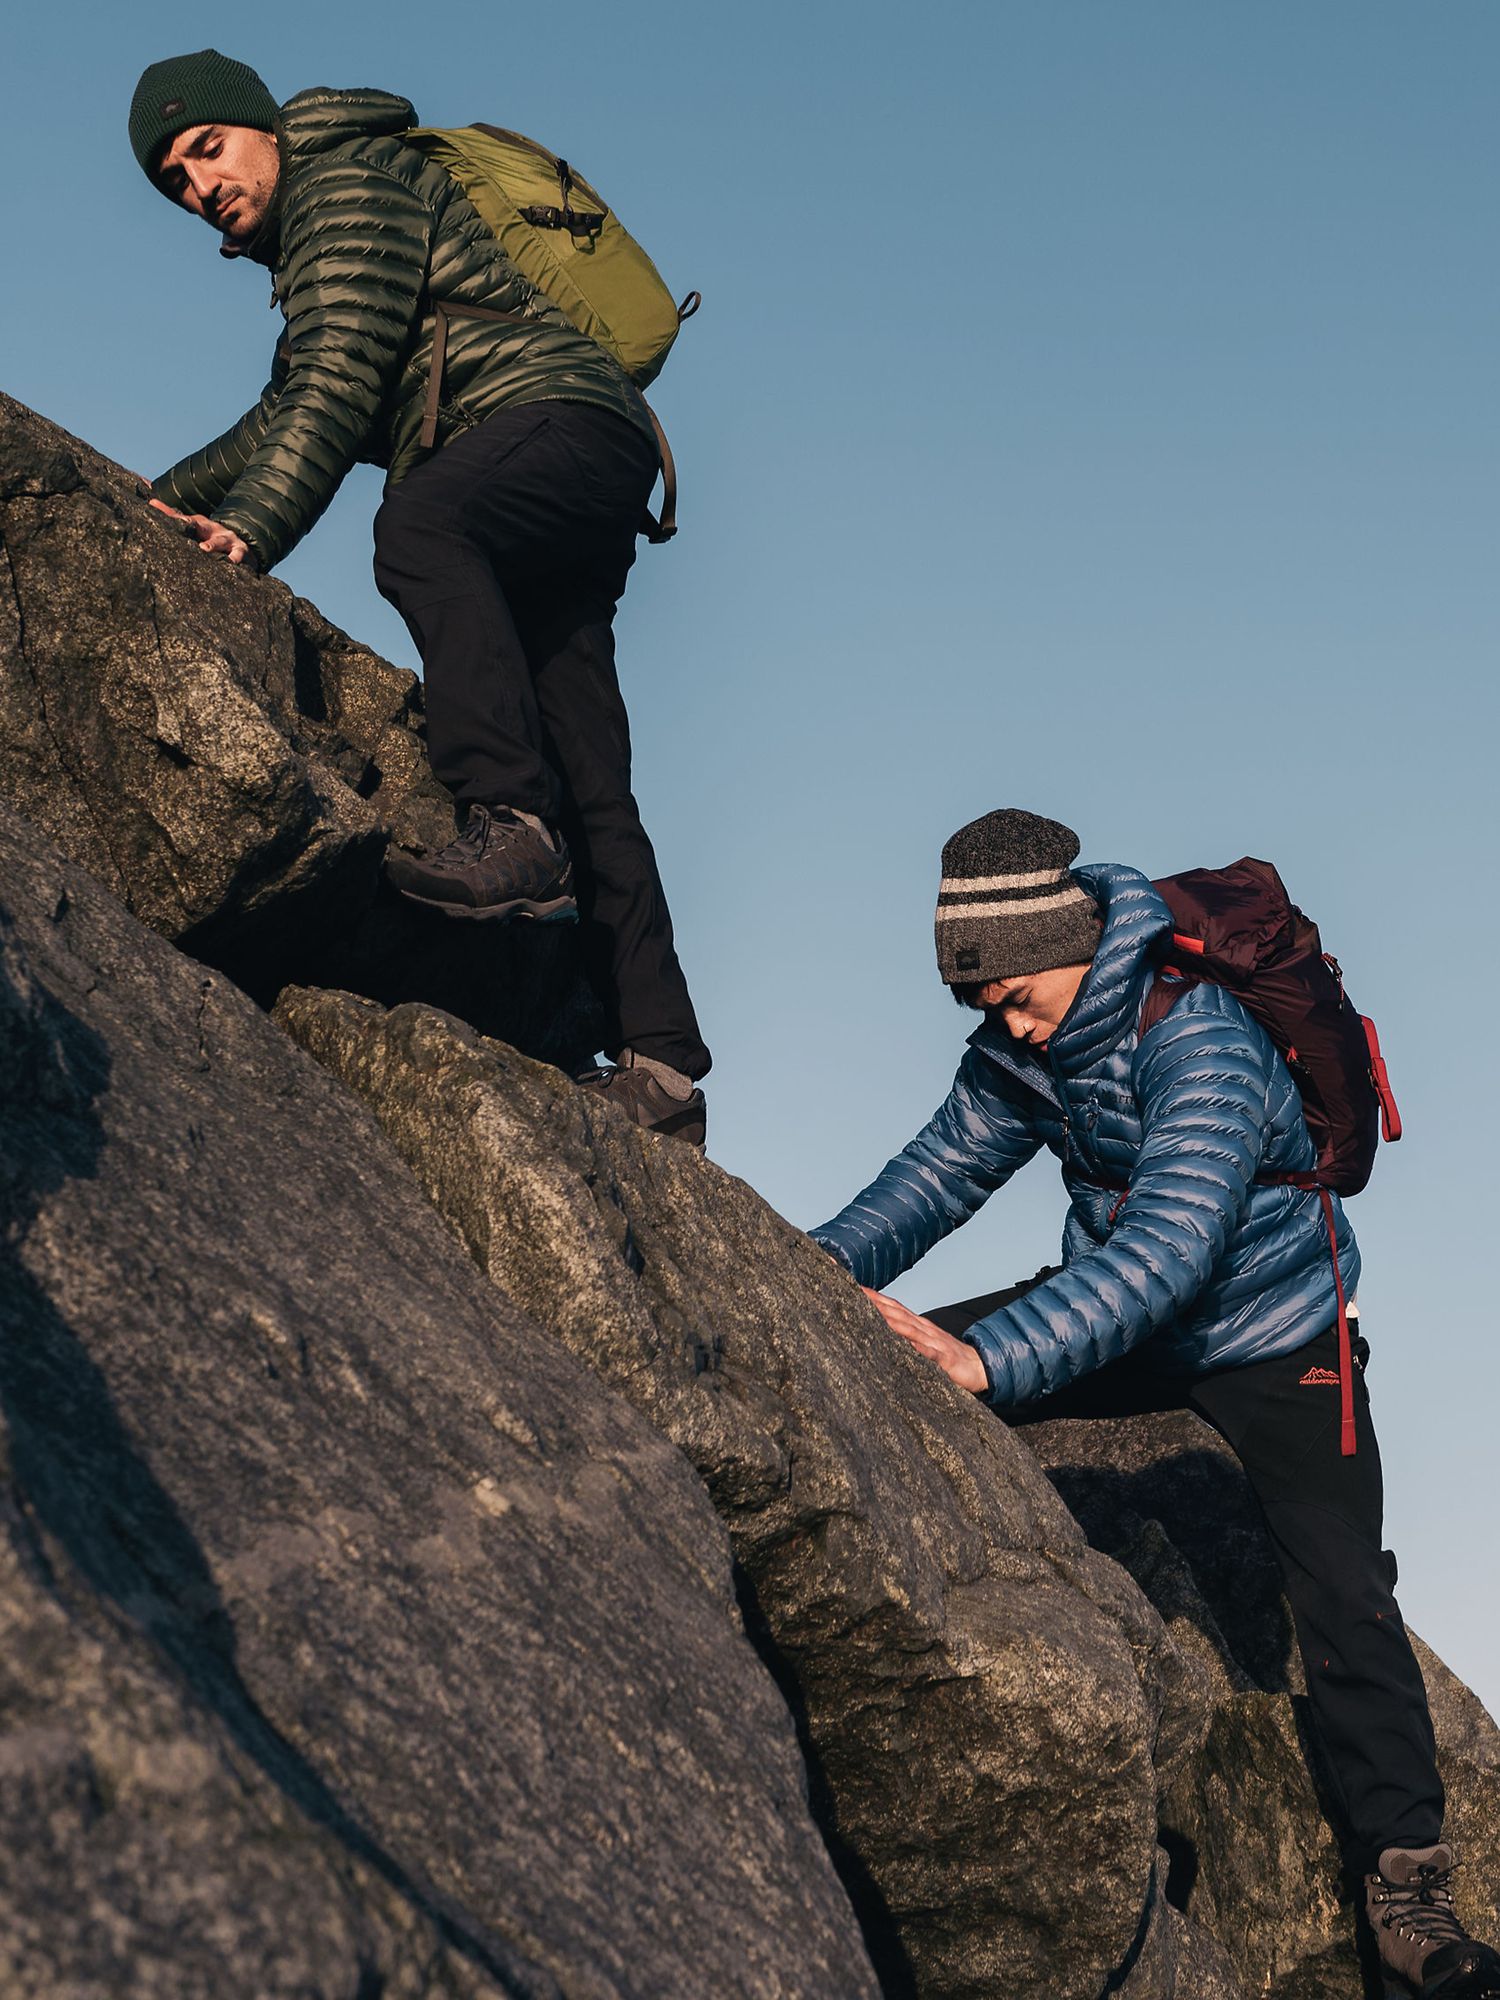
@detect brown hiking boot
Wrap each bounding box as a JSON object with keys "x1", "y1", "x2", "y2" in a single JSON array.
[
  {"x1": 385, "y1": 805, "x2": 576, "y2": 922},
  {"x1": 1366, "y1": 1845, "x2": 1500, "y2": 1996},
  {"x1": 574, "y1": 1052, "x2": 706, "y2": 1148}
]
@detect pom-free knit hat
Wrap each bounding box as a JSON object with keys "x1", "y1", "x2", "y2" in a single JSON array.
[
  {"x1": 935, "y1": 808, "x2": 1100, "y2": 986},
  {"x1": 129, "y1": 50, "x2": 278, "y2": 180}
]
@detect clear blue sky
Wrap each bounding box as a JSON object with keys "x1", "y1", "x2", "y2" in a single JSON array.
[{"x1": 7, "y1": 4, "x2": 1498, "y2": 1714}]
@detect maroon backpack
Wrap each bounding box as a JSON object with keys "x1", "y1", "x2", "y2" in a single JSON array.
[
  {"x1": 1138, "y1": 858, "x2": 1402, "y2": 1458},
  {"x1": 1141, "y1": 857, "x2": 1401, "y2": 1196}
]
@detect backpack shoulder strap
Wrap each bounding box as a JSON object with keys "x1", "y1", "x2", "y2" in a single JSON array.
[{"x1": 1138, "y1": 970, "x2": 1190, "y2": 1040}]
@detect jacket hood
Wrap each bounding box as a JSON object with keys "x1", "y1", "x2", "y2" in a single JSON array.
[
  {"x1": 220, "y1": 87, "x2": 417, "y2": 266},
  {"x1": 970, "y1": 863, "x2": 1172, "y2": 1084},
  {"x1": 1048, "y1": 863, "x2": 1172, "y2": 1069},
  {"x1": 278, "y1": 87, "x2": 417, "y2": 160}
]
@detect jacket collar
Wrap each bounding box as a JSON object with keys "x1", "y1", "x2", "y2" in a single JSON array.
[
  {"x1": 965, "y1": 1027, "x2": 1059, "y2": 1107},
  {"x1": 217, "y1": 88, "x2": 418, "y2": 270},
  {"x1": 968, "y1": 862, "x2": 1172, "y2": 1086}
]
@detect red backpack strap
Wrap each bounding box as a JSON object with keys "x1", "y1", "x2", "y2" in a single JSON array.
[
  {"x1": 1362, "y1": 1016, "x2": 1402, "y2": 1143},
  {"x1": 1316, "y1": 1185, "x2": 1358, "y2": 1458},
  {"x1": 1138, "y1": 955, "x2": 1197, "y2": 1039},
  {"x1": 1264, "y1": 1171, "x2": 1358, "y2": 1458}
]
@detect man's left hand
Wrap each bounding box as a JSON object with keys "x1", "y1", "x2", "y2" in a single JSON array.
[
  {"x1": 148, "y1": 498, "x2": 255, "y2": 568},
  {"x1": 861, "y1": 1287, "x2": 988, "y2": 1394}
]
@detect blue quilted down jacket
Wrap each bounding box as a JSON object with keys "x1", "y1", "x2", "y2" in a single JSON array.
[{"x1": 811, "y1": 863, "x2": 1359, "y2": 1410}]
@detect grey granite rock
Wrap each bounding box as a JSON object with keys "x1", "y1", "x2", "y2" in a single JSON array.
[
  {"x1": 1111, "y1": 1850, "x2": 1247, "y2": 1999},
  {"x1": 275, "y1": 987, "x2": 1218, "y2": 2000},
  {"x1": 0, "y1": 804, "x2": 875, "y2": 2000},
  {"x1": 0, "y1": 391, "x2": 597, "y2": 1063}
]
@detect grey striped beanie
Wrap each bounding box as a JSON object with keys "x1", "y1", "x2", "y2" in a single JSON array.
[{"x1": 935, "y1": 809, "x2": 1100, "y2": 986}]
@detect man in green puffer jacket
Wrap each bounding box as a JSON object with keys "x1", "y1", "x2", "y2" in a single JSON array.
[{"x1": 128, "y1": 49, "x2": 711, "y2": 1144}]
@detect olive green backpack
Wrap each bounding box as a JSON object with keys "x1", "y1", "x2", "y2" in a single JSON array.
[{"x1": 404, "y1": 123, "x2": 699, "y2": 541}]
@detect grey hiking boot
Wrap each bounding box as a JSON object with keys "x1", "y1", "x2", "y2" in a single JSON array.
[
  {"x1": 385, "y1": 805, "x2": 576, "y2": 922},
  {"x1": 1366, "y1": 1844, "x2": 1500, "y2": 1996},
  {"x1": 574, "y1": 1050, "x2": 706, "y2": 1148}
]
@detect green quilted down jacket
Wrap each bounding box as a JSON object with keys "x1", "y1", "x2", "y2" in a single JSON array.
[{"x1": 153, "y1": 88, "x2": 655, "y2": 570}]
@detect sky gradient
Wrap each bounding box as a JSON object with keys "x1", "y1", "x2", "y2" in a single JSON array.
[{"x1": 7, "y1": 3, "x2": 1498, "y2": 1712}]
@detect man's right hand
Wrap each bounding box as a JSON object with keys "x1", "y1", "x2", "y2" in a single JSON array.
[
  {"x1": 148, "y1": 498, "x2": 256, "y2": 568},
  {"x1": 860, "y1": 1287, "x2": 989, "y2": 1395}
]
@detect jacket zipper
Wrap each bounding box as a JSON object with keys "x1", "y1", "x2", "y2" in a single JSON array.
[{"x1": 1048, "y1": 1047, "x2": 1073, "y2": 1167}]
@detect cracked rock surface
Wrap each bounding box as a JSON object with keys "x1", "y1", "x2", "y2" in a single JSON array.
[
  {"x1": 0, "y1": 803, "x2": 876, "y2": 2000},
  {"x1": 0, "y1": 391, "x2": 596, "y2": 1064},
  {"x1": 276, "y1": 987, "x2": 1238, "y2": 2000}
]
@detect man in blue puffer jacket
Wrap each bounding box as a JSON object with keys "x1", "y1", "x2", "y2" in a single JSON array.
[{"x1": 812, "y1": 808, "x2": 1499, "y2": 2000}]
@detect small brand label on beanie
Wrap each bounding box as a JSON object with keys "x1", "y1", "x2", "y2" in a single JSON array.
[
  {"x1": 160, "y1": 98, "x2": 185, "y2": 117},
  {"x1": 957, "y1": 948, "x2": 981, "y2": 972}
]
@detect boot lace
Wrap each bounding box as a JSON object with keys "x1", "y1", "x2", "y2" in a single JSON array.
[
  {"x1": 1373, "y1": 1859, "x2": 1468, "y2": 1950},
  {"x1": 443, "y1": 806, "x2": 535, "y2": 866},
  {"x1": 452, "y1": 806, "x2": 499, "y2": 858}
]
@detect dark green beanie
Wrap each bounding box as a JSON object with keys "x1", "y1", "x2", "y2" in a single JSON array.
[{"x1": 129, "y1": 49, "x2": 278, "y2": 181}]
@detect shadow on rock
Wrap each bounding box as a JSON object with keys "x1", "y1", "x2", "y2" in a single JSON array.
[
  {"x1": 731, "y1": 1559, "x2": 921, "y2": 2000},
  {"x1": 1039, "y1": 1443, "x2": 1298, "y2": 1693},
  {"x1": 0, "y1": 915, "x2": 536, "y2": 1997},
  {"x1": 185, "y1": 874, "x2": 604, "y2": 1074}
]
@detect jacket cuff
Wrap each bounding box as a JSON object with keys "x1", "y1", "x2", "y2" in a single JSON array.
[
  {"x1": 808, "y1": 1229, "x2": 857, "y2": 1276},
  {"x1": 963, "y1": 1316, "x2": 1023, "y2": 1410},
  {"x1": 214, "y1": 510, "x2": 272, "y2": 573}
]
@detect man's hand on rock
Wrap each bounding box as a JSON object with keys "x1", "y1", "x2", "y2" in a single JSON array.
[
  {"x1": 860, "y1": 1287, "x2": 988, "y2": 1394},
  {"x1": 148, "y1": 498, "x2": 255, "y2": 568}
]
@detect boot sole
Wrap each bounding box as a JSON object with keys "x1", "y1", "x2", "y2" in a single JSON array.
[
  {"x1": 396, "y1": 889, "x2": 578, "y2": 925},
  {"x1": 650, "y1": 1107, "x2": 707, "y2": 1147},
  {"x1": 1383, "y1": 1970, "x2": 1500, "y2": 1998}
]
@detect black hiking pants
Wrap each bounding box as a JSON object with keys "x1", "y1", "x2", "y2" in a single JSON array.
[
  {"x1": 927, "y1": 1287, "x2": 1444, "y2": 1873},
  {"x1": 372, "y1": 402, "x2": 710, "y2": 1080}
]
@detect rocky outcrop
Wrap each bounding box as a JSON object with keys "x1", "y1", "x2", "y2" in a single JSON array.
[
  {"x1": 0, "y1": 391, "x2": 596, "y2": 1063},
  {"x1": 5, "y1": 390, "x2": 1498, "y2": 2000},
  {"x1": 0, "y1": 803, "x2": 875, "y2": 1999},
  {"x1": 275, "y1": 988, "x2": 1244, "y2": 1998},
  {"x1": 1025, "y1": 1409, "x2": 1500, "y2": 1998}
]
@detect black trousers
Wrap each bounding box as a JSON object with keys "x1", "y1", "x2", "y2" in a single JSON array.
[
  {"x1": 927, "y1": 1286, "x2": 1444, "y2": 1872},
  {"x1": 372, "y1": 402, "x2": 710, "y2": 1080}
]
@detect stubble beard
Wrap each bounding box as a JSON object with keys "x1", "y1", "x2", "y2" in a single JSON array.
[
  {"x1": 217, "y1": 180, "x2": 267, "y2": 242},
  {"x1": 215, "y1": 140, "x2": 279, "y2": 243}
]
